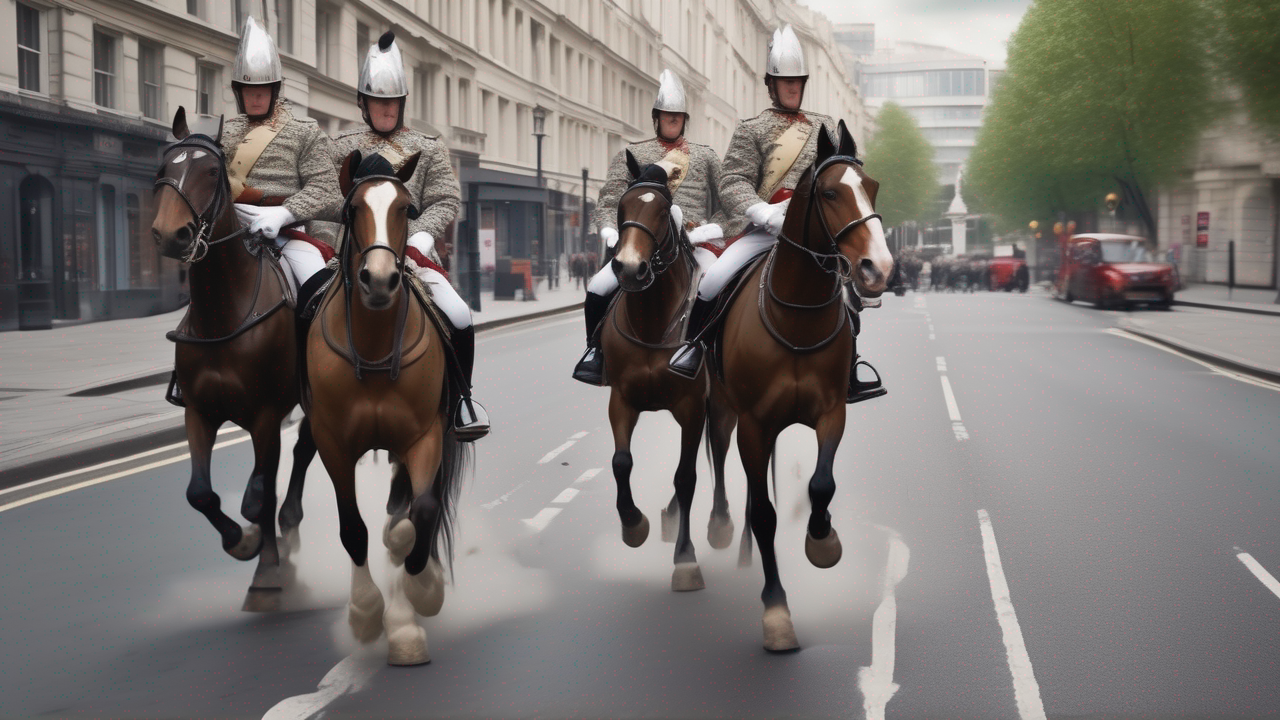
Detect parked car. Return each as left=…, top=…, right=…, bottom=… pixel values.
left=988, top=256, right=1029, bottom=292
left=1057, top=234, right=1177, bottom=309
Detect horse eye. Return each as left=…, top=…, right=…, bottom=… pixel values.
left=206, top=168, right=219, bottom=177
left=823, top=189, right=838, bottom=200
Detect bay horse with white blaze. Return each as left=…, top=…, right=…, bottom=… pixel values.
left=716, top=121, right=894, bottom=651
left=305, top=150, right=470, bottom=666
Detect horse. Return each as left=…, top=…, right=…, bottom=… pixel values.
left=305, top=150, right=470, bottom=666
left=599, top=151, right=735, bottom=592
left=151, top=107, right=316, bottom=612
left=714, top=120, right=894, bottom=651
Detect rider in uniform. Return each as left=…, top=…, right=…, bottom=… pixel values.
left=166, top=17, right=341, bottom=406
left=330, top=32, right=489, bottom=440
left=571, top=69, right=724, bottom=386
left=666, top=25, right=885, bottom=403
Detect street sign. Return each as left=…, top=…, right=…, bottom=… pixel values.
left=479, top=228, right=496, bottom=272
left=1196, top=211, right=1210, bottom=247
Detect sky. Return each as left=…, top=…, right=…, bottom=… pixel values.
left=798, top=0, right=1033, bottom=66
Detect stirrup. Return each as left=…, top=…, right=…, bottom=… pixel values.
left=165, top=370, right=185, bottom=408
left=572, top=345, right=606, bottom=387
left=454, top=397, right=490, bottom=442
left=667, top=341, right=704, bottom=380
left=847, top=360, right=887, bottom=405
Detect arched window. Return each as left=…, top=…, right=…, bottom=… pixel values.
left=18, top=175, right=54, bottom=282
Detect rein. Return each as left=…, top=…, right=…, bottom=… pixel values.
left=611, top=181, right=695, bottom=349
left=153, top=136, right=248, bottom=263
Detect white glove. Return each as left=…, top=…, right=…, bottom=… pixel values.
left=687, top=223, right=724, bottom=245
left=234, top=204, right=296, bottom=240
left=746, top=199, right=789, bottom=235
left=408, top=231, right=435, bottom=257
left=601, top=227, right=619, bottom=249
left=669, top=203, right=684, bottom=230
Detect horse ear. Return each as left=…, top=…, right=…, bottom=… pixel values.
left=340, top=150, right=362, bottom=196
left=172, top=106, right=190, bottom=141
left=837, top=119, right=857, bottom=158
left=214, top=114, right=225, bottom=144
left=817, top=123, right=836, bottom=162
left=397, top=152, right=421, bottom=185
left=625, top=149, right=642, bottom=181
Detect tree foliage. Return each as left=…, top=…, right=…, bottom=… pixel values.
left=1212, top=0, right=1280, bottom=137
left=967, top=0, right=1215, bottom=230
left=862, top=102, right=940, bottom=228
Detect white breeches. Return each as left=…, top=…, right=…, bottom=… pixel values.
left=696, top=228, right=776, bottom=300
left=276, top=238, right=328, bottom=295
left=587, top=247, right=719, bottom=299
left=414, top=266, right=472, bottom=329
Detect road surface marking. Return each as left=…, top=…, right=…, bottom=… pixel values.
left=977, top=509, right=1047, bottom=720
left=939, top=375, right=969, bottom=441
left=569, top=431, right=589, bottom=440
left=857, top=526, right=911, bottom=719
left=936, top=356, right=947, bottom=372
left=522, top=507, right=562, bottom=532
left=480, top=479, right=531, bottom=510
left=551, top=488, right=579, bottom=504
left=1107, top=329, right=1280, bottom=393
left=574, top=468, right=603, bottom=484
left=261, top=652, right=381, bottom=720
left=538, top=431, right=589, bottom=464
left=1235, top=547, right=1280, bottom=600
left=0, top=431, right=258, bottom=513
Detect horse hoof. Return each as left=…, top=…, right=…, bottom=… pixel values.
left=349, top=596, right=386, bottom=644
left=279, top=527, right=301, bottom=558
left=242, top=588, right=282, bottom=613
left=226, top=524, right=263, bottom=561
left=621, top=513, right=651, bottom=548
left=404, top=558, right=446, bottom=617
left=250, top=562, right=285, bottom=591
left=738, top=533, right=754, bottom=568
left=384, top=517, right=415, bottom=565
left=660, top=507, right=679, bottom=543
left=707, top=516, right=735, bottom=550
left=387, top=627, right=431, bottom=666
left=805, top=527, right=843, bottom=569
left=762, top=606, right=800, bottom=653
left=671, top=563, right=706, bottom=592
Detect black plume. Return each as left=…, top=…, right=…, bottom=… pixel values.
left=378, top=31, right=395, bottom=51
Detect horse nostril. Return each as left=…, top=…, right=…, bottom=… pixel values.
left=151, top=227, right=163, bottom=245
left=636, top=261, right=650, bottom=279
left=359, top=268, right=371, bottom=286
left=175, top=224, right=193, bottom=243
left=388, top=270, right=400, bottom=287
left=859, top=258, right=882, bottom=285
left=611, top=258, right=623, bottom=275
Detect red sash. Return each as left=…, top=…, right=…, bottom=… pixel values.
left=405, top=246, right=450, bottom=282
left=716, top=188, right=797, bottom=255
left=278, top=227, right=335, bottom=262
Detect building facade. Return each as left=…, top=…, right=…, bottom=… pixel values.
left=0, top=0, right=867, bottom=330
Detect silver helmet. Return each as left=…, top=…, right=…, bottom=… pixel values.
left=652, top=69, right=687, bottom=114
left=359, top=31, right=408, bottom=99
left=766, top=25, right=808, bottom=79
left=232, top=16, right=282, bottom=85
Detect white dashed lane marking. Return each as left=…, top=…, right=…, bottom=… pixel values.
left=537, top=431, right=590, bottom=464
left=977, top=509, right=1048, bottom=720
left=551, top=488, right=579, bottom=504
left=520, top=467, right=603, bottom=533
left=522, top=508, right=562, bottom=532
left=935, top=357, right=969, bottom=441
left=1235, top=546, right=1280, bottom=600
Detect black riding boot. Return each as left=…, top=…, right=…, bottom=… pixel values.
left=572, top=291, right=613, bottom=386
left=667, top=296, right=717, bottom=379
left=164, top=370, right=184, bottom=407
left=452, top=325, right=490, bottom=441
left=844, top=301, right=887, bottom=404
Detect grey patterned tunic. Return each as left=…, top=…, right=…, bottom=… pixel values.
left=593, top=137, right=721, bottom=234
left=221, top=100, right=341, bottom=223
left=718, top=108, right=839, bottom=239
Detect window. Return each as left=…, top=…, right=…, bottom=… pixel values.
left=139, top=43, right=162, bottom=120
left=187, top=0, right=199, bottom=14
left=275, top=0, right=293, bottom=53
left=93, top=30, right=116, bottom=109
left=232, top=0, right=250, bottom=32
left=315, top=8, right=332, bottom=74
left=127, top=194, right=160, bottom=288
left=197, top=65, right=218, bottom=115
left=459, top=78, right=472, bottom=128
left=357, top=22, right=369, bottom=65
left=17, top=2, right=41, bottom=92
left=99, top=185, right=118, bottom=291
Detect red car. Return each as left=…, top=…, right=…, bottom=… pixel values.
left=988, top=256, right=1029, bottom=292
left=1058, top=234, right=1177, bottom=309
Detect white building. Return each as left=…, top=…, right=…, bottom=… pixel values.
left=0, top=0, right=868, bottom=328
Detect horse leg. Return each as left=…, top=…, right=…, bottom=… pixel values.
left=387, top=427, right=446, bottom=666
left=382, top=458, right=414, bottom=559
left=184, top=409, right=262, bottom=561
left=609, top=390, right=649, bottom=548
left=278, top=415, right=315, bottom=554
left=738, top=416, right=797, bottom=652
left=669, top=399, right=707, bottom=592
left=243, top=416, right=285, bottom=611
left=804, top=409, right=846, bottom=569
left=707, top=390, right=737, bottom=550
left=325, top=449, right=383, bottom=644
left=660, top=491, right=680, bottom=544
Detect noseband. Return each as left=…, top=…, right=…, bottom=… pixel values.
left=614, top=181, right=685, bottom=291
left=153, top=136, right=246, bottom=263
left=776, top=155, right=882, bottom=282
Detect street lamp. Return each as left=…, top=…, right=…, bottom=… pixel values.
left=532, top=105, right=548, bottom=186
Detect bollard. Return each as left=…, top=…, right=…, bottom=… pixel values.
left=1228, top=240, right=1235, bottom=301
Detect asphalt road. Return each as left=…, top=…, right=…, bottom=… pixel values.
left=2, top=290, right=1278, bottom=719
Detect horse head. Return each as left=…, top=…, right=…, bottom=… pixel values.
left=339, top=149, right=421, bottom=311
left=611, top=149, right=680, bottom=292
left=152, top=106, right=229, bottom=262
left=791, top=120, right=894, bottom=298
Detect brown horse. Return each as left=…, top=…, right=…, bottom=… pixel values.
left=600, top=152, right=734, bottom=592
left=716, top=121, right=894, bottom=651
left=305, top=150, right=470, bottom=666
left=151, top=108, right=315, bottom=611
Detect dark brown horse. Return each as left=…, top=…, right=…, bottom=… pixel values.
left=151, top=108, right=315, bottom=611
left=717, top=121, right=894, bottom=651
left=600, top=152, right=734, bottom=592
left=305, top=150, right=470, bottom=666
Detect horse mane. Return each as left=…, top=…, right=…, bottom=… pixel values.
left=355, top=152, right=396, bottom=179
left=630, top=162, right=671, bottom=194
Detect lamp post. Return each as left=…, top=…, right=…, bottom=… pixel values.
left=532, top=105, right=548, bottom=186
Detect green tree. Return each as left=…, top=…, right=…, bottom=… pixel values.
left=967, top=0, right=1215, bottom=235
left=863, top=102, right=940, bottom=228
left=1213, top=0, right=1280, bottom=137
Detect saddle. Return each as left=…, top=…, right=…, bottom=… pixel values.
left=700, top=252, right=771, bottom=382
left=167, top=240, right=294, bottom=345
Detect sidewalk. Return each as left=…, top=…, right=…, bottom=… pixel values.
left=1117, top=306, right=1280, bottom=383
left=1174, top=283, right=1280, bottom=317
left=0, top=277, right=584, bottom=485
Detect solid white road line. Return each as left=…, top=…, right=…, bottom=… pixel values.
left=1107, top=328, right=1280, bottom=393
left=480, top=480, right=531, bottom=510
left=538, top=431, right=589, bottom=464
left=573, top=468, right=603, bottom=484
left=939, top=376, right=962, bottom=421
left=570, top=431, right=589, bottom=440
left=936, top=356, right=947, bottom=372
left=261, top=652, right=381, bottom=720
left=551, top=488, right=579, bottom=504
left=522, top=507, right=562, bottom=532
left=857, top=527, right=911, bottom=720
left=977, top=509, right=1048, bottom=720
left=1235, top=547, right=1280, bottom=600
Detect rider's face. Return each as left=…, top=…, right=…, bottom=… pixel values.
left=365, top=97, right=401, bottom=133
left=657, top=111, right=685, bottom=140
left=773, top=78, right=804, bottom=110
left=239, top=85, right=274, bottom=116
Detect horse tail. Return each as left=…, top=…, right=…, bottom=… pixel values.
left=769, top=443, right=778, bottom=506
left=702, top=398, right=714, bottom=469
left=431, top=428, right=474, bottom=581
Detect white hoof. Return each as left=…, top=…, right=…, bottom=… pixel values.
left=384, top=569, right=431, bottom=666
left=384, top=517, right=416, bottom=565
left=226, top=523, right=263, bottom=561
left=660, top=506, right=679, bottom=543
left=348, top=563, right=385, bottom=643
left=707, top=516, right=735, bottom=550
left=621, top=513, right=650, bottom=548
left=762, top=605, right=800, bottom=653
left=804, top=527, right=843, bottom=569
left=404, top=558, right=446, bottom=617
left=281, top=527, right=301, bottom=558
left=671, top=562, right=706, bottom=592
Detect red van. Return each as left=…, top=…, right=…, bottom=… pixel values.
left=1057, top=234, right=1177, bottom=309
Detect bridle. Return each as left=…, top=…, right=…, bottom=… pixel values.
left=153, top=135, right=247, bottom=263
left=775, top=154, right=881, bottom=283
left=613, top=181, right=687, bottom=292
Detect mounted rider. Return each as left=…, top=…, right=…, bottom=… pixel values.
left=667, top=25, right=885, bottom=404
left=572, top=69, right=724, bottom=386
left=166, top=16, right=341, bottom=407
left=329, top=31, right=489, bottom=441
